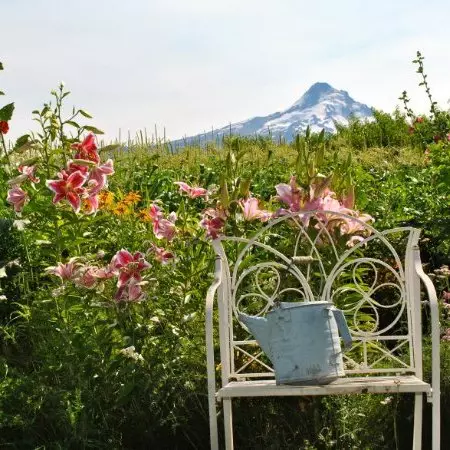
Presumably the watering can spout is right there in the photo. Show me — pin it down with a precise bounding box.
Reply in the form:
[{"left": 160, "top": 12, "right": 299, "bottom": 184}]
[{"left": 238, "top": 313, "right": 273, "bottom": 361}]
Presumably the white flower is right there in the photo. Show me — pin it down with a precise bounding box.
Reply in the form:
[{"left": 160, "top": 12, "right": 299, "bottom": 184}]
[
  {"left": 13, "top": 219, "right": 31, "bottom": 231},
  {"left": 120, "top": 346, "right": 144, "bottom": 362}
]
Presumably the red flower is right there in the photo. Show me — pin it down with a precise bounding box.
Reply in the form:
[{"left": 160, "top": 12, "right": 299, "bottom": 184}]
[
  {"left": 111, "top": 249, "right": 151, "bottom": 288},
  {"left": 200, "top": 208, "right": 227, "bottom": 239},
  {"left": 46, "top": 170, "right": 88, "bottom": 213},
  {"left": 65, "top": 160, "right": 90, "bottom": 177},
  {"left": 0, "top": 121, "right": 9, "bottom": 134},
  {"left": 71, "top": 134, "right": 100, "bottom": 164}
]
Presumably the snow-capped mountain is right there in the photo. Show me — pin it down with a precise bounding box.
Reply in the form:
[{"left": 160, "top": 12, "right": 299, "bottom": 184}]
[{"left": 176, "top": 82, "right": 372, "bottom": 145}]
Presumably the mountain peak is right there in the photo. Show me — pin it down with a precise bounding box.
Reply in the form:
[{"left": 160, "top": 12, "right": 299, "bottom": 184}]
[
  {"left": 289, "top": 82, "right": 338, "bottom": 110},
  {"left": 174, "top": 82, "right": 372, "bottom": 146}
]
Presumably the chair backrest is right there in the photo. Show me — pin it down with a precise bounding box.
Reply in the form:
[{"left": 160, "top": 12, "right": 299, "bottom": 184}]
[{"left": 211, "top": 210, "right": 423, "bottom": 381}]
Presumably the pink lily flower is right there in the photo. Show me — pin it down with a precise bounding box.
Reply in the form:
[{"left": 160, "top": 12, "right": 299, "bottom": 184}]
[
  {"left": 303, "top": 196, "right": 324, "bottom": 212},
  {"left": 71, "top": 134, "right": 100, "bottom": 164},
  {"left": 7, "top": 186, "right": 28, "bottom": 212},
  {"left": 65, "top": 160, "right": 90, "bottom": 177},
  {"left": 45, "top": 258, "right": 80, "bottom": 281},
  {"left": 18, "top": 165, "right": 40, "bottom": 184},
  {"left": 147, "top": 204, "right": 164, "bottom": 221},
  {"left": 149, "top": 244, "right": 175, "bottom": 264},
  {"left": 93, "top": 264, "right": 116, "bottom": 280},
  {"left": 200, "top": 208, "right": 227, "bottom": 239},
  {"left": 46, "top": 170, "right": 88, "bottom": 213},
  {"left": 274, "top": 176, "right": 302, "bottom": 212},
  {"left": 340, "top": 213, "right": 374, "bottom": 235},
  {"left": 115, "top": 278, "right": 146, "bottom": 302},
  {"left": 75, "top": 266, "right": 98, "bottom": 288},
  {"left": 442, "top": 328, "right": 450, "bottom": 341},
  {"left": 239, "top": 197, "right": 271, "bottom": 222},
  {"left": 174, "top": 181, "right": 208, "bottom": 199},
  {"left": 111, "top": 249, "right": 151, "bottom": 288},
  {"left": 341, "top": 187, "right": 355, "bottom": 209},
  {"left": 88, "top": 159, "right": 114, "bottom": 195},
  {"left": 153, "top": 213, "right": 177, "bottom": 241},
  {"left": 322, "top": 193, "right": 344, "bottom": 214}
]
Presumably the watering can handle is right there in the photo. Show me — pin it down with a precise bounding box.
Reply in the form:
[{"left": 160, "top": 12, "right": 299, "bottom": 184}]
[{"left": 331, "top": 308, "right": 353, "bottom": 350}]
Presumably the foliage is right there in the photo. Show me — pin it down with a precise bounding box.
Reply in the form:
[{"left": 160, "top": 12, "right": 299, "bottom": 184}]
[{"left": 0, "top": 52, "right": 449, "bottom": 449}]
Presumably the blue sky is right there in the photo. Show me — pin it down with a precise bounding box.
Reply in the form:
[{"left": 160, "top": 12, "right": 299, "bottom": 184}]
[{"left": 2, "top": 0, "right": 450, "bottom": 141}]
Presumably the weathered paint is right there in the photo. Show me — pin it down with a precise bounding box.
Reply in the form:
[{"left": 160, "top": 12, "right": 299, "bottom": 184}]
[{"left": 239, "top": 301, "right": 352, "bottom": 384}]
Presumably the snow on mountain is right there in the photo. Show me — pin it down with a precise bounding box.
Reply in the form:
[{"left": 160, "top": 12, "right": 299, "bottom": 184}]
[{"left": 175, "top": 82, "right": 372, "bottom": 145}]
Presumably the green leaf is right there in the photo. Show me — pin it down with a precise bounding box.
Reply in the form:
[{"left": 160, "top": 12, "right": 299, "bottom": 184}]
[
  {"left": 78, "top": 109, "right": 93, "bottom": 119},
  {"left": 318, "top": 128, "right": 325, "bottom": 143},
  {"left": 305, "top": 125, "right": 311, "bottom": 140},
  {"left": 219, "top": 175, "right": 230, "bottom": 208},
  {"left": 0, "top": 62, "right": 3, "bottom": 70},
  {"left": 83, "top": 125, "right": 104, "bottom": 135},
  {"left": 65, "top": 120, "right": 81, "bottom": 128},
  {"left": 0, "top": 102, "right": 14, "bottom": 121},
  {"left": 0, "top": 91, "right": 4, "bottom": 96},
  {"left": 99, "top": 144, "right": 121, "bottom": 153},
  {"left": 13, "top": 134, "right": 30, "bottom": 151},
  {"left": 239, "top": 178, "right": 251, "bottom": 197}
]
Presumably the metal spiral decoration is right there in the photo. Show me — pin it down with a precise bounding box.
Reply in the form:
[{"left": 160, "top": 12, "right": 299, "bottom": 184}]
[{"left": 216, "top": 211, "right": 415, "bottom": 377}]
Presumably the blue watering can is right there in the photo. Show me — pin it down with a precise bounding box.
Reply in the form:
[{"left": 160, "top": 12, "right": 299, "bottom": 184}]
[{"left": 239, "top": 301, "right": 353, "bottom": 385}]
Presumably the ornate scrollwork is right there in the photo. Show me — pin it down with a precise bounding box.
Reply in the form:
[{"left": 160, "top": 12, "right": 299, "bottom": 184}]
[
  {"left": 216, "top": 210, "right": 414, "bottom": 377},
  {"left": 233, "top": 262, "right": 310, "bottom": 317},
  {"left": 328, "top": 258, "right": 406, "bottom": 336}
]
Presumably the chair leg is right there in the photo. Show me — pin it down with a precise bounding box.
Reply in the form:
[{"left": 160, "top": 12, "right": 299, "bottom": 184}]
[
  {"left": 208, "top": 389, "right": 219, "bottom": 450},
  {"left": 412, "top": 393, "right": 423, "bottom": 450},
  {"left": 223, "top": 399, "right": 234, "bottom": 450},
  {"left": 432, "top": 391, "right": 441, "bottom": 450}
]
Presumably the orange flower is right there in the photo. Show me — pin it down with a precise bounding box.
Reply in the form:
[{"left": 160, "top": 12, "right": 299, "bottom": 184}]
[
  {"left": 139, "top": 209, "right": 153, "bottom": 222},
  {"left": 113, "top": 201, "right": 131, "bottom": 216},
  {"left": 99, "top": 191, "right": 114, "bottom": 208},
  {"left": 123, "top": 191, "right": 142, "bottom": 205}
]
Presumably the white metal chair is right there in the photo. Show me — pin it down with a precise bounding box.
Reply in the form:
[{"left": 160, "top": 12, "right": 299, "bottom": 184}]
[{"left": 205, "top": 211, "right": 440, "bottom": 449}]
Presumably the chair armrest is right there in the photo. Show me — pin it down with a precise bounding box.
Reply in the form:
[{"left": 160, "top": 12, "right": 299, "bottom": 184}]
[
  {"left": 205, "top": 258, "right": 222, "bottom": 450},
  {"left": 414, "top": 259, "right": 440, "bottom": 400},
  {"left": 206, "top": 272, "right": 222, "bottom": 393}
]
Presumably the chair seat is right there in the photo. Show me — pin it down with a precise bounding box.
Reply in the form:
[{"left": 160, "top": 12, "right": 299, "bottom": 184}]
[{"left": 217, "top": 375, "right": 431, "bottom": 399}]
